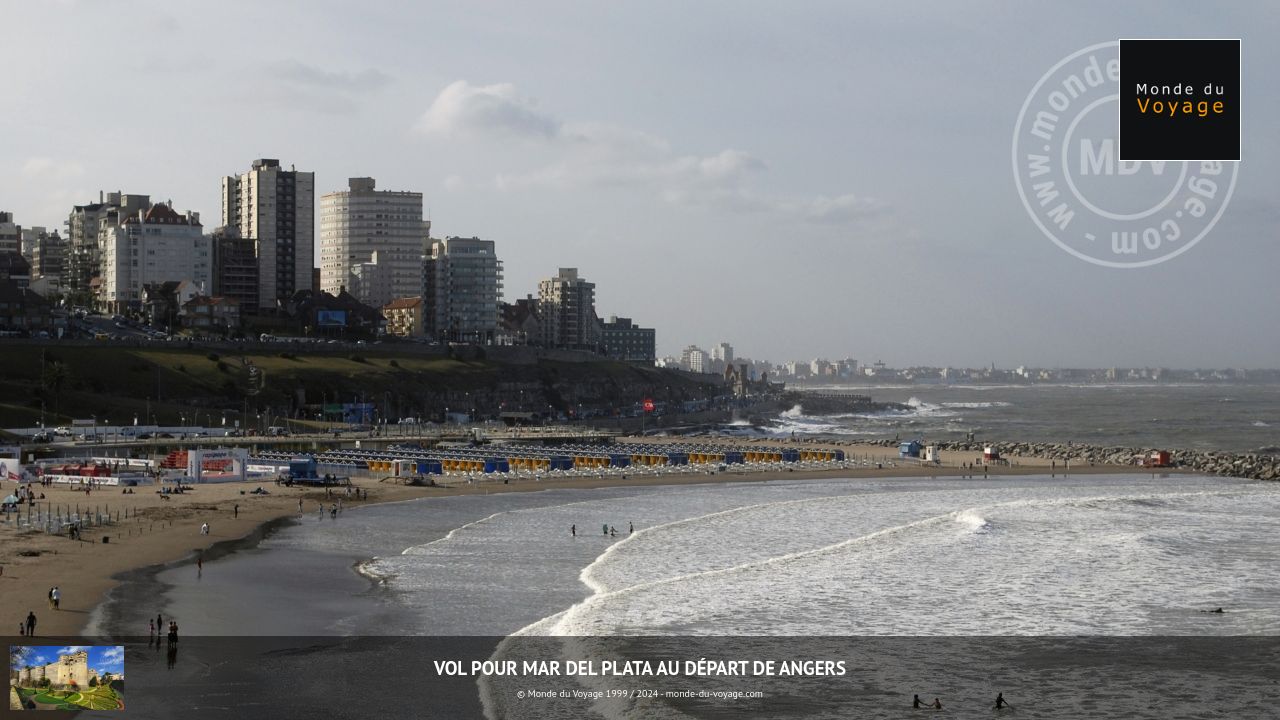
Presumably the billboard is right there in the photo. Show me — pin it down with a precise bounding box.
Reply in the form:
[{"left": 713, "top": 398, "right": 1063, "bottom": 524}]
[
  {"left": 316, "top": 310, "right": 347, "bottom": 327},
  {"left": 0, "top": 446, "right": 20, "bottom": 481}
]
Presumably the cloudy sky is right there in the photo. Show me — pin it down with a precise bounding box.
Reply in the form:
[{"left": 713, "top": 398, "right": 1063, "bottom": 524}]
[{"left": 2, "top": 1, "right": 1276, "bottom": 367}]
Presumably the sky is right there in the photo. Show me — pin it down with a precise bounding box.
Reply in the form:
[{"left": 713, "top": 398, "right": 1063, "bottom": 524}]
[
  {"left": 2, "top": 1, "right": 1277, "bottom": 368},
  {"left": 11, "top": 645, "right": 124, "bottom": 677}
]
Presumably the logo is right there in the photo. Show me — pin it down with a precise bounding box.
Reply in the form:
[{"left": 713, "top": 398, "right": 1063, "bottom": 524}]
[{"left": 1012, "top": 41, "right": 1237, "bottom": 268}]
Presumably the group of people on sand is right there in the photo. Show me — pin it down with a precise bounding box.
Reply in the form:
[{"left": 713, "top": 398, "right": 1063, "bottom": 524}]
[
  {"left": 913, "top": 692, "right": 1011, "bottom": 711},
  {"left": 150, "top": 613, "right": 179, "bottom": 644}
]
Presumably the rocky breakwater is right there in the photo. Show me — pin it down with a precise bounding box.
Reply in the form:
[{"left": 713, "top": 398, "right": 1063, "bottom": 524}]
[
  {"left": 865, "top": 439, "right": 1280, "bottom": 481},
  {"left": 781, "top": 391, "right": 907, "bottom": 416}
]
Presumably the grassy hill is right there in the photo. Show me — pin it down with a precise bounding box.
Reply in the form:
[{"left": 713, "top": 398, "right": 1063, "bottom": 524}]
[{"left": 0, "top": 342, "right": 718, "bottom": 428}]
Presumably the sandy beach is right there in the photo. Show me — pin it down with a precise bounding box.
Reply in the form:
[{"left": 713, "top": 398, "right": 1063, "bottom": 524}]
[{"left": 0, "top": 437, "right": 1170, "bottom": 638}]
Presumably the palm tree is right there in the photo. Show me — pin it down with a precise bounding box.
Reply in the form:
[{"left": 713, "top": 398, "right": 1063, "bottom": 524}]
[{"left": 41, "top": 360, "right": 71, "bottom": 421}]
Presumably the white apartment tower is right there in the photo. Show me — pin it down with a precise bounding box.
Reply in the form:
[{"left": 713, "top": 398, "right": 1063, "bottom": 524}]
[
  {"left": 221, "top": 159, "right": 314, "bottom": 311},
  {"left": 319, "top": 177, "right": 427, "bottom": 309},
  {"left": 66, "top": 192, "right": 152, "bottom": 296},
  {"left": 711, "top": 342, "right": 734, "bottom": 363},
  {"left": 99, "top": 203, "right": 211, "bottom": 313}
]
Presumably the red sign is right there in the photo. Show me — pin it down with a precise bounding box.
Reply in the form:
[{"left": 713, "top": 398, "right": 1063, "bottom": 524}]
[{"left": 642, "top": 398, "right": 655, "bottom": 413}]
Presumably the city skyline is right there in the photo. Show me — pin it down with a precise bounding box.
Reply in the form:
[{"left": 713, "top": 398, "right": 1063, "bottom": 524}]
[{"left": 2, "top": 1, "right": 1278, "bottom": 366}]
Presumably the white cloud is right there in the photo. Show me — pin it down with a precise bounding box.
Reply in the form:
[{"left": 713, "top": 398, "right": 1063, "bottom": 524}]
[
  {"left": 100, "top": 647, "right": 123, "bottom": 662},
  {"left": 417, "top": 80, "right": 560, "bottom": 139},
  {"left": 422, "top": 80, "right": 887, "bottom": 227},
  {"left": 56, "top": 646, "right": 88, "bottom": 656}
]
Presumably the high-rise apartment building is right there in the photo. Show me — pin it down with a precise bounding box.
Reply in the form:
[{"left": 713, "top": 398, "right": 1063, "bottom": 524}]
[
  {"left": 24, "top": 227, "right": 65, "bottom": 282},
  {"left": 319, "top": 177, "right": 426, "bottom": 309},
  {"left": 210, "top": 226, "right": 260, "bottom": 311},
  {"left": 0, "top": 212, "right": 20, "bottom": 254},
  {"left": 711, "top": 342, "right": 734, "bottom": 364},
  {"left": 66, "top": 192, "right": 152, "bottom": 296},
  {"left": 600, "top": 316, "right": 656, "bottom": 362},
  {"left": 423, "top": 236, "right": 503, "bottom": 343},
  {"left": 221, "top": 159, "right": 314, "bottom": 312},
  {"left": 537, "top": 267, "right": 598, "bottom": 350},
  {"left": 99, "top": 203, "right": 211, "bottom": 313}
]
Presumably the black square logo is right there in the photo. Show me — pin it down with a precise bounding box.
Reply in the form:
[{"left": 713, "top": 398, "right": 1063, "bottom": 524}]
[{"left": 1119, "top": 39, "right": 1240, "bottom": 161}]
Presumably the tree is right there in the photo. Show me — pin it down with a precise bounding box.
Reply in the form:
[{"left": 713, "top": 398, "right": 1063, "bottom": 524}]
[
  {"left": 41, "top": 359, "right": 71, "bottom": 420},
  {"left": 89, "top": 677, "right": 97, "bottom": 687}
]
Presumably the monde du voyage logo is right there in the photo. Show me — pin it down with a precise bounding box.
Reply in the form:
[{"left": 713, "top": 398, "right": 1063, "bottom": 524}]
[{"left": 1012, "top": 40, "right": 1240, "bottom": 268}]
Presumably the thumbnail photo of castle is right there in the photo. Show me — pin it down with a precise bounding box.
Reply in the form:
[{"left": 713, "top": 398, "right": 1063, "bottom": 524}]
[{"left": 9, "top": 646, "right": 124, "bottom": 711}]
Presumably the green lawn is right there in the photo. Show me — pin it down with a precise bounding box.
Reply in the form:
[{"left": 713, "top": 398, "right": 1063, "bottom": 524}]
[{"left": 16, "top": 685, "right": 122, "bottom": 711}]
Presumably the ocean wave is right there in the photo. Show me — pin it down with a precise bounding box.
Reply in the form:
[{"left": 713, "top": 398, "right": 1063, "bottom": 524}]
[{"left": 954, "top": 509, "right": 994, "bottom": 533}]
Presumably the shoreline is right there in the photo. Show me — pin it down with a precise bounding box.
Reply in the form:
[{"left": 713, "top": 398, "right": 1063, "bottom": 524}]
[{"left": 1, "top": 438, "right": 1193, "bottom": 638}]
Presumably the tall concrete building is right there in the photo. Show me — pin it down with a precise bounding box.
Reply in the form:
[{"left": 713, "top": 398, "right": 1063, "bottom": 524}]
[
  {"left": 319, "top": 177, "right": 427, "bottom": 309},
  {"left": 600, "top": 316, "right": 656, "bottom": 362},
  {"left": 66, "top": 192, "right": 153, "bottom": 297},
  {"left": 99, "top": 203, "right": 211, "bottom": 313},
  {"left": 210, "top": 226, "right": 260, "bottom": 311},
  {"left": 0, "top": 211, "right": 20, "bottom": 254},
  {"left": 537, "top": 267, "right": 599, "bottom": 350},
  {"left": 221, "top": 159, "right": 314, "bottom": 312},
  {"left": 423, "top": 236, "right": 503, "bottom": 343},
  {"left": 24, "top": 227, "right": 66, "bottom": 290}
]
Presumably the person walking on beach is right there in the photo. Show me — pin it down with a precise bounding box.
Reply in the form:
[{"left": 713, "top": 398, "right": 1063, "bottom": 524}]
[
  {"left": 298, "top": 499, "right": 303, "bottom": 514},
  {"left": 197, "top": 556, "right": 203, "bottom": 573},
  {"left": 929, "top": 698, "right": 942, "bottom": 709},
  {"left": 51, "top": 586, "right": 60, "bottom": 610},
  {"left": 571, "top": 524, "right": 576, "bottom": 538},
  {"left": 629, "top": 521, "right": 634, "bottom": 535},
  {"left": 47, "top": 587, "right": 54, "bottom": 609},
  {"left": 913, "top": 694, "right": 924, "bottom": 708},
  {"left": 25, "top": 611, "right": 35, "bottom": 637},
  {"left": 602, "top": 523, "right": 608, "bottom": 536},
  {"left": 234, "top": 504, "right": 239, "bottom": 518},
  {"left": 994, "top": 692, "right": 1011, "bottom": 710},
  {"left": 150, "top": 618, "right": 155, "bottom": 637},
  {"left": 200, "top": 522, "right": 209, "bottom": 535}
]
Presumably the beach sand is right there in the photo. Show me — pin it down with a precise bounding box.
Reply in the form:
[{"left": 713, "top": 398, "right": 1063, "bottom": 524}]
[{"left": 0, "top": 437, "right": 1169, "bottom": 637}]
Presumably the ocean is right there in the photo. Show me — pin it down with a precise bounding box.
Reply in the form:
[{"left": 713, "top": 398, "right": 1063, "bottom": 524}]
[{"left": 756, "top": 383, "right": 1280, "bottom": 452}]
